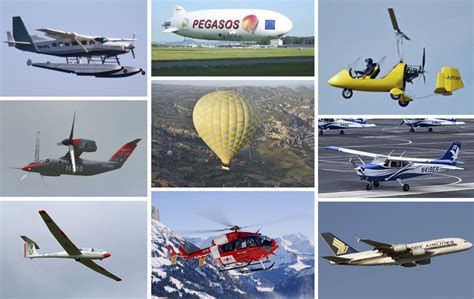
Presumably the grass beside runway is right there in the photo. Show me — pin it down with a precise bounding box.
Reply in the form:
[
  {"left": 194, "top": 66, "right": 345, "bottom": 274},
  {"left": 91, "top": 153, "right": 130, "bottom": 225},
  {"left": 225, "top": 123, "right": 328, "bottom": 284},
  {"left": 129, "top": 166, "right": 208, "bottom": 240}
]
[
  {"left": 152, "top": 62, "right": 314, "bottom": 76},
  {"left": 152, "top": 47, "right": 314, "bottom": 61}
]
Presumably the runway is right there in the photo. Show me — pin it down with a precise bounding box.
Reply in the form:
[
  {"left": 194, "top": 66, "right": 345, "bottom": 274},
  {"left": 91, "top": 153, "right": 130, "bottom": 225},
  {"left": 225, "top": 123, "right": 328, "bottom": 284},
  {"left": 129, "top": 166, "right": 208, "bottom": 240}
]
[
  {"left": 318, "top": 120, "right": 474, "bottom": 198},
  {"left": 152, "top": 57, "right": 314, "bottom": 69}
]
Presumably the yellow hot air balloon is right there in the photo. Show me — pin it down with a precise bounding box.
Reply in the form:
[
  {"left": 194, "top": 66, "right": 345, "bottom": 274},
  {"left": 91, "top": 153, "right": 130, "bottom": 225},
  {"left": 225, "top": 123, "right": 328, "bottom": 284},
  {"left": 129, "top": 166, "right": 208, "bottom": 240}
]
[{"left": 193, "top": 90, "right": 258, "bottom": 170}]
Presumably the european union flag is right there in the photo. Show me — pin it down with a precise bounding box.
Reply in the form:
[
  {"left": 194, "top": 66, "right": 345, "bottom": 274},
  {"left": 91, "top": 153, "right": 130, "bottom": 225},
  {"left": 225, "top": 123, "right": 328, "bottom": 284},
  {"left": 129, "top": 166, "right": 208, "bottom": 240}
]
[{"left": 265, "top": 20, "right": 275, "bottom": 30}]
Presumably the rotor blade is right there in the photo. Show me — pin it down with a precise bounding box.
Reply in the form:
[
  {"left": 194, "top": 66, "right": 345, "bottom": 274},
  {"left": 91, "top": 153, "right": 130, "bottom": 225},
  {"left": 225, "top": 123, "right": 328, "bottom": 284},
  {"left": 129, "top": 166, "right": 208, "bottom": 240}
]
[
  {"left": 131, "top": 48, "right": 136, "bottom": 59},
  {"left": 69, "top": 145, "right": 76, "bottom": 173},
  {"left": 388, "top": 8, "right": 400, "bottom": 32},
  {"left": 196, "top": 208, "right": 234, "bottom": 228},
  {"left": 422, "top": 47, "right": 425, "bottom": 70},
  {"left": 242, "top": 213, "right": 311, "bottom": 229},
  {"left": 35, "top": 131, "right": 40, "bottom": 162},
  {"left": 69, "top": 113, "right": 76, "bottom": 142},
  {"left": 178, "top": 228, "right": 231, "bottom": 235},
  {"left": 21, "top": 172, "right": 30, "bottom": 181},
  {"left": 132, "top": 32, "right": 136, "bottom": 45}
]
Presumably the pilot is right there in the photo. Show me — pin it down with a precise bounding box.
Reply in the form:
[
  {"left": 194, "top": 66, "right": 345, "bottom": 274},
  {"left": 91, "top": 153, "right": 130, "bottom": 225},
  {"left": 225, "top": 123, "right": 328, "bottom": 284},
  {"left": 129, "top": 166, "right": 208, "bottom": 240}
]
[{"left": 355, "top": 58, "right": 376, "bottom": 78}]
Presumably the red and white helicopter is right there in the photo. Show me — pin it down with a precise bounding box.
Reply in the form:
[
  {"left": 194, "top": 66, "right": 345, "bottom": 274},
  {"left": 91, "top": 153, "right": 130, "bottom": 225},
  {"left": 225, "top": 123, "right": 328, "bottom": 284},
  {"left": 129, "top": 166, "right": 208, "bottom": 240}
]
[{"left": 167, "top": 224, "right": 279, "bottom": 274}]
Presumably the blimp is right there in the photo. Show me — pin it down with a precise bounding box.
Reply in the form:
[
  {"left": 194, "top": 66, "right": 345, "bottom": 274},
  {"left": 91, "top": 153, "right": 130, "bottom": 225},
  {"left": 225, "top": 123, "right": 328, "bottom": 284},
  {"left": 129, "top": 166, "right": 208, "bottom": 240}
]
[{"left": 162, "top": 6, "right": 293, "bottom": 41}]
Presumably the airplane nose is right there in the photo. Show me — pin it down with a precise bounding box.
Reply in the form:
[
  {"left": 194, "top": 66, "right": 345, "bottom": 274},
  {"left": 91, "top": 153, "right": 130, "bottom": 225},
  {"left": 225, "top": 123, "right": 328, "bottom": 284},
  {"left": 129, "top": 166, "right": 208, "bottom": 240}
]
[
  {"left": 103, "top": 252, "right": 111, "bottom": 258},
  {"left": 328, "top": 74, "right": 339, "bottom": 86},
  {"left": 22, "top": 165, "right": 31, "bottom": 172},
  {"left": 285, "top": 17, "right": 293, "bottom": 33}
]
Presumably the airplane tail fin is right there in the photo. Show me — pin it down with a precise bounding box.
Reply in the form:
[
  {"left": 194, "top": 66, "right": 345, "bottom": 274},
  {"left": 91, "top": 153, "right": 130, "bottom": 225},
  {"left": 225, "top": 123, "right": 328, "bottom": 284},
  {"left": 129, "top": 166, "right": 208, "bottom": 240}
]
[
  {"left": 173, "top": 6, "right": 186, "bottom": 16},
  {"left": 434, "top": 67, "right": 464, "bottom": 95},
  {"left": 11, "top": 17, "right": 36, "bottom": 52},
  {"left": 320, "top": 232, "right": 358, "bottom": 256},
  {"left": 166, "top": 245, "right": 179, "bottom": 264},
  {"left": 108, "top": 139, "right": 141, "bottom": 167},
  {"left": 439, "top": 142, "right": 461, "bottom": 162},
  {"left": 21, "top": 236, "right": 40, "bottom": 258}
]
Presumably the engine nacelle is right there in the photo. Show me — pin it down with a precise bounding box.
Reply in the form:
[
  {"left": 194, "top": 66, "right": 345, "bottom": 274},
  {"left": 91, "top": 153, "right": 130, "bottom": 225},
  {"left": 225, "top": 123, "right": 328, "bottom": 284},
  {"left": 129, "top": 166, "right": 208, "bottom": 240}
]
[
  {"left": 411, "top": 248, "right": 426, "bottom": 257},
  {"left": 392, "top": 244, "right": 408, "bottom": 253},
  {"left": 75, "top": 139, "right": 97, "bottom": 152}
]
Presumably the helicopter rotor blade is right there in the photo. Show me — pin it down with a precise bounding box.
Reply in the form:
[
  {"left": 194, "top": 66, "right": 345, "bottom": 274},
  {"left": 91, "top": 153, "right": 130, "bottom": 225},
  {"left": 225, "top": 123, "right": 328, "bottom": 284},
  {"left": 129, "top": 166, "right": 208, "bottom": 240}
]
[
  {"left": 196, "top": 208, "right": 235, "bottom": 228},
  {"left": 388, "top": 8, "right": 411, "bottom": 40},
  {"left": 178, "top": 228, "right": 232, "bottom": 235}
]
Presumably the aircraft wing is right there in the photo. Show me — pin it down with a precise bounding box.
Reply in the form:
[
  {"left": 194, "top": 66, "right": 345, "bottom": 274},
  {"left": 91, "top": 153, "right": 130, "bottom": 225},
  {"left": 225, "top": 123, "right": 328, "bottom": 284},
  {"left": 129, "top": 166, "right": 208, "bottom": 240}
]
[
  {"left": 163, "top": 28, "right": 179, "bottom": 33},
  {"left": 359, "top": 239, "right": 392, "bottom": 249},
  {"left": 326, "top": 146, "right": 379, "bottom": 158},
  {"left": 322, "top": 256, "right": 352, "bottom": 264},
  {"left": 36, "top": 28, "right": 96, "bottom": 40},
  {"left": 79, "top": 259, "right": 122, "bottom": 281},
  {"left": 38, "top": 210, "right": 82, "bottom": 256}
]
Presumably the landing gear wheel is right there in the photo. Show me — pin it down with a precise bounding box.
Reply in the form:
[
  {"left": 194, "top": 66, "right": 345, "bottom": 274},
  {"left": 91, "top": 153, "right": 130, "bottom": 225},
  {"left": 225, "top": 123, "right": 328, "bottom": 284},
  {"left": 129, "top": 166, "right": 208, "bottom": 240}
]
[
  {"left": 373, "top": 181, "right": 380, "bottom": 188},
  {"left": 428, "top": 128, "right": 433, "bottom": 132},
  {"left": 366, "top": 183, "right": 372, "bottom": 191},
  {"left": 342, "top": 89, "right": 353, "bottom": 99},
  {"left": 410, "top": 128, "right": 415, "bottom": 133},
  {"left": 403, "top": 184, "right": 410, "bottom": 192},
  {"left": 398, "top": 100, "right": 409, "bottom": 107},
  {"left": 319, "top": 130, "right": 323, "bottom": 135},
  {"left": 390, "top": 94, "right": 401, "bottom": 100},
  {"left": 339, "top": 130, "right": 345, "bottom": 135}
]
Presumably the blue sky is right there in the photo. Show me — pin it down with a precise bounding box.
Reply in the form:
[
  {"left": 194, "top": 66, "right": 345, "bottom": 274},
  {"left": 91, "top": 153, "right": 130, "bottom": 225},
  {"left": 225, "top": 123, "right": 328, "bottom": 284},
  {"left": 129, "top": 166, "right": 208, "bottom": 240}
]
[
  {"left": 319, "top": 202, "right": 474, "bottom": 299},
  {"left": 0, "top": 0, "right": 147, "bottom": 96},
  {"left": 152, "top": 0, "right": 314, "bottom": 42},
  {"left": 153, "top": 191, "right": 314, "bottom": 242},
  {"left": 0, "top": 201, "right": 147, "bottom": 298},
  {"left": 319, "top": 0, "right": 473, "bottom": 114}
]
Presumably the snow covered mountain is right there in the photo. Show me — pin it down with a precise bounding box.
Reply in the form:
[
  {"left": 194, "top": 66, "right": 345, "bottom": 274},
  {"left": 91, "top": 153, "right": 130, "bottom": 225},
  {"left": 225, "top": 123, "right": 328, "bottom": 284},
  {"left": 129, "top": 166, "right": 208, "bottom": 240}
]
[{"left": 152, "top": 216, "right": 314, "bottom": 298}]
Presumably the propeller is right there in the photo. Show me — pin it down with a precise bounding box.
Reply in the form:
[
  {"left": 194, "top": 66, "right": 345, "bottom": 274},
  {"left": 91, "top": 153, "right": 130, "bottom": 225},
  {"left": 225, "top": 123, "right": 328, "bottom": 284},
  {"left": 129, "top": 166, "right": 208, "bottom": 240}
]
[
  {"left": 420, "top": 48, "right": 426, "bottom": 84},
  {"left": 57, "top": 113, "right": 77, "bottom": 173},
  {"left": 130, "top": 33, "right": 136, "bottom": 59},
  {"left": 400, "top": 119, "right": 405, "bottom": 126}
]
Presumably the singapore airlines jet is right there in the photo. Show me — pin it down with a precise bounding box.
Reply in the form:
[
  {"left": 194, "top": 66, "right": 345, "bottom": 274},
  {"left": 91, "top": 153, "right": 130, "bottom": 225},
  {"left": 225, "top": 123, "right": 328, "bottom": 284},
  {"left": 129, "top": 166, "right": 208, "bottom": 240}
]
[
  {"left": 320, "top": 232, "right": 472, "bottom": 267},
  {"left": 21, "top": 210, "right": 121, "bottom": 281}
]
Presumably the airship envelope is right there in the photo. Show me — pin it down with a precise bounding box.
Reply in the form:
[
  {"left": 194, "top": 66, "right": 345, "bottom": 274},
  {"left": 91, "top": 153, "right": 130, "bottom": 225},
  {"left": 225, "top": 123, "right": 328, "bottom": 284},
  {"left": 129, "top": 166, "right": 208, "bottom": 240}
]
[{"left": 193, "top": 90, "right": 258, "bottom": 170}]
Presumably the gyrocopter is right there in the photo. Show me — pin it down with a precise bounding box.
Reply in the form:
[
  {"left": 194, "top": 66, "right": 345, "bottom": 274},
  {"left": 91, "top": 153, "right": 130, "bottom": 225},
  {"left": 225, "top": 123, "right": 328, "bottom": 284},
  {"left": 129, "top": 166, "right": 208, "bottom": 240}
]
[{"left": 327, "top": 8, "right": 463, "bottom": 107}]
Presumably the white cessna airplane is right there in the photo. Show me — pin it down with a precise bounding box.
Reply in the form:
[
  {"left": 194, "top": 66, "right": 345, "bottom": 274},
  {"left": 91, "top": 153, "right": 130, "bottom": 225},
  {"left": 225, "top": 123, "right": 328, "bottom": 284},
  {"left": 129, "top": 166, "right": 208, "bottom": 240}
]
[
  {"left": 318, "top": 118, "right": 376, "bottom": 135},
  {"left": 325, "top": 141, "right": 463, "bottom": 191},
  {"left": 320, "top": 232, "right": 472, "bottom": 267},
  {"left": 400, "top": 118, "right": 466, "bottom": 132},
  {"left": 162, "top": 6, "right": 293, "bottom": 41},
  {"left": 21, "top": 210, "right": 121, "bottom": 281}
]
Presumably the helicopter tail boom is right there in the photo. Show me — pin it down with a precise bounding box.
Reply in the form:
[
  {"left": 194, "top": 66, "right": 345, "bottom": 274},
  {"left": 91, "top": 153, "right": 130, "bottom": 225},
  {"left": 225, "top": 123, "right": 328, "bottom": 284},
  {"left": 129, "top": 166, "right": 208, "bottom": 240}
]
[{"left": 434, "top": 67, "right": 464, "bottom": 95}]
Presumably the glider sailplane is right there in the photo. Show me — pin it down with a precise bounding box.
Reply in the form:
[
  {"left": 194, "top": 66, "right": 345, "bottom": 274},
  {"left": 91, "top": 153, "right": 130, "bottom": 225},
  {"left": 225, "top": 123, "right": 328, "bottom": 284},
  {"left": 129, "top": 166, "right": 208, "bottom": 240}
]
[{"left": 22, "top": 210, "right": 121, "bottom": 281}]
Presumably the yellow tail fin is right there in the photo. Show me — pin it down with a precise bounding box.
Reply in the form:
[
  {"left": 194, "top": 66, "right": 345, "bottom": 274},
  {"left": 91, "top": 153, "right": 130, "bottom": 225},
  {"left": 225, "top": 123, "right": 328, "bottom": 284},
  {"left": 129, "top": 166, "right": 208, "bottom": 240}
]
[{"left": 434, "top": 67, "right": 464, "bottom": 95}]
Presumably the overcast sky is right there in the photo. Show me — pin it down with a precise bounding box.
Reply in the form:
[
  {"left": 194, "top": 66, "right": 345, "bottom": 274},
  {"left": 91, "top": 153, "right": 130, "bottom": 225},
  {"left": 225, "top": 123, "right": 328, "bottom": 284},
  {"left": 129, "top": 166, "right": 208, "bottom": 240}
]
[
  {"left": 0, "top": 0, "right": 147, "bottom": 96},
  {"left": 153, "top": 191, "right": 314, "bottom": 242},
  {"left": 319, "top": 202, "right": 474, "bottom": 299},
  {"left": 319, "top": 0, "right": 473, "bottom": 114},
  {"left": 0, "top": 201, "right": 147, "bottom": 299},
  {"left": 0, "top": 101, "right": 147, "bottom": 197},
  {"left": 153, "top": 0, "right": 314, "bottom": 42}
]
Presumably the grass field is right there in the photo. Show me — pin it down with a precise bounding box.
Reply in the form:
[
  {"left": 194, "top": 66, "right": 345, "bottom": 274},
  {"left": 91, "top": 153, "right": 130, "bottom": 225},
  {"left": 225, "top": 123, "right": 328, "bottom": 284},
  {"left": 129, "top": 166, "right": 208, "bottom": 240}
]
[{"left": 151, "top": 47, "right": 314, "bottom": 61}]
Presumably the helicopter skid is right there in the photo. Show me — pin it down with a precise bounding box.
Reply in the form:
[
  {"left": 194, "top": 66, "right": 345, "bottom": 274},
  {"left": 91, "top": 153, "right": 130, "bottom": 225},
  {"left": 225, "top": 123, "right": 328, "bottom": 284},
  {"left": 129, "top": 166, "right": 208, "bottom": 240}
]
[
  {"left": 219, "top": 260, "right": 275, "bottom": 273},
  {"left": 27, "top": 60, "right": 145, "bottom": 78}
]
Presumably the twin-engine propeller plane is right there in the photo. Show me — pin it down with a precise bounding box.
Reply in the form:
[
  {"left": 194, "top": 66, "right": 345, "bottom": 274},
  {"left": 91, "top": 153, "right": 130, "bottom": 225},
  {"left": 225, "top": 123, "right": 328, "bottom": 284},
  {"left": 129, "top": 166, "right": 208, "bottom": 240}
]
[
  {"left": 15, "top": 114, "right": 140, "bottom": 180},
  {"left": 167, "top": 224, "right": 279, "bottom": 274},
  {"left": 21, "top": 210, "right": 121, "bottom": 281},
  {"left": 328, "top": 8, "right": 463, "bottom": 107},
  {"left": 318, "top": 118, "right": 376, "bottom": 135},
  {"left": 4, "top": 17, "right": 145, "bottom": 77},
  {"left": 320, "top": 232, "right": 472, "bottom": 267},
  {"left": 325, "top": 142, "right": 463, "bottom": 191},
  {"left": 400, "top": 118, "right": 466, "bottom": 133}
]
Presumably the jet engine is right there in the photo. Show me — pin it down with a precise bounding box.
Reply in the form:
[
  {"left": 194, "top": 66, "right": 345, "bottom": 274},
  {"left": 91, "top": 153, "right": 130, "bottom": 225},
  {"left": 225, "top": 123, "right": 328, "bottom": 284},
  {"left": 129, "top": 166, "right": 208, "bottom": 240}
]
[
  {"left": 411, "top": 248, "right": 426, "bottom": 257},
  {"left": 392, "top": 244, "right": 408, "bottom": 253}
]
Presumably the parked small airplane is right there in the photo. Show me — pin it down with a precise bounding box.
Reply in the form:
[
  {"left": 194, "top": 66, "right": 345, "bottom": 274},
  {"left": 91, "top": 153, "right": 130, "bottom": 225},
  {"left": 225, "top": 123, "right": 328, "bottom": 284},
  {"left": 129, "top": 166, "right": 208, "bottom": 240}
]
[
  {"left": 4, "top": 17, "right": 145, "bottom": 77},
  {"left": 21, "top": 210, "right": 121, "bottom": 281},
  {"left": 162, "top": 6, "right": 293, "bottom": 41},
  {"left": 325, "top": 141, "right": 463, "bottom": 191},
  {"left": 327, "top": 9, "right": 463, "bottom": 107},
  {"left": 318, "top": 118, "right": 376, "bottom": 135},
  {"left": 400, "top": 118, "right": 466, "bottom": 132},
  {"left": 15, "top": 114, "right": 140, "bottom": 180},
  {"left": 320, "top": 232, "right": 472, "bottom": 267}
]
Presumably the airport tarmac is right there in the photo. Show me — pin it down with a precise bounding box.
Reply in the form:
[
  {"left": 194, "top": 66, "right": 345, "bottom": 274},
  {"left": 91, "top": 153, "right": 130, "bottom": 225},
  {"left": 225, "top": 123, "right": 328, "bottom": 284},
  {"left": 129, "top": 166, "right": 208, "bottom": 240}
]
[{"left": 318, "top": 119, "right": 474, "bottom": 198}]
